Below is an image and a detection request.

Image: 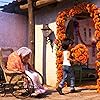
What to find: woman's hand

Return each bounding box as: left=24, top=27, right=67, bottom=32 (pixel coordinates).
left=27, top=63, right=35, bottom=71
left=15, top=71, right=23, bottom=74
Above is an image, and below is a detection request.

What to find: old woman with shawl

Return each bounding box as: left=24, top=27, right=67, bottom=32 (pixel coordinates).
left=6, top=47, right=46, bottom=96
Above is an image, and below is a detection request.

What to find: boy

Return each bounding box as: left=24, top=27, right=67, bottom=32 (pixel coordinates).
left=56, top=39, right=76, bottom=95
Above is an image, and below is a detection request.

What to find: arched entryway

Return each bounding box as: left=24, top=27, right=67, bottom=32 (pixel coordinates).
left=55, top=2, right=100, bottom=93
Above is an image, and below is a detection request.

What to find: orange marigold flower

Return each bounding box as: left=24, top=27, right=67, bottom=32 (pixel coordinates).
left=94, top=30, right=100, bottom=40
left=97, top=52, right=100, bottom=59
left=95, top=60, right=100, bottom=67
left=56, top=50, right=63, bottom=57
left=71, top=44, right=89, bottom=64
left=96, top=41, right=100, bottom=51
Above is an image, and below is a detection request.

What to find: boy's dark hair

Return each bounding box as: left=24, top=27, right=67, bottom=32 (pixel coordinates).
left=62, top=38, right=74, bottom=50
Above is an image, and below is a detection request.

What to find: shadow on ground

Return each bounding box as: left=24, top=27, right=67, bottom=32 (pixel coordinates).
left=32, top=89, right=57, bottom=99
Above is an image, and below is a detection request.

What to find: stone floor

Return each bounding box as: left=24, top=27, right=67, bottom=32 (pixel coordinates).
left=0, top=81, right=100, bottom=100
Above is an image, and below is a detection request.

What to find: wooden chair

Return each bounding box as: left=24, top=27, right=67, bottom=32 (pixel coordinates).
left=0, top=48, right=15, bottom=83
left=0, top=48, right=34, bottom=98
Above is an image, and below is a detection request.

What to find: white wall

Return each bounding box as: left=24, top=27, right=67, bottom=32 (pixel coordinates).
left=35, top=23, right=57, bottom=86
left=0, top=11, right=28, bottom=50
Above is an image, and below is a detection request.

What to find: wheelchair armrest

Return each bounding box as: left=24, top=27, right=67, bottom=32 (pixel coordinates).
left=4, top=69, right=23, bottom=74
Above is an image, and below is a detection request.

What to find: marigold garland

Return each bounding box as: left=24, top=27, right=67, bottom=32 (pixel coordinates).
left=96, top=52, right=100, bottom=60
left=71, top=44, right=89, bottom=64
left=96, top=41, right=100, bottom=51
left=94, top=30, right=100, bottom=40
left=56, top=2, right=100, bottom=92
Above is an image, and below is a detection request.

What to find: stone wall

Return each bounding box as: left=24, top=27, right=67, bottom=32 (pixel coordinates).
left=0, top=11, right=28, bottom=50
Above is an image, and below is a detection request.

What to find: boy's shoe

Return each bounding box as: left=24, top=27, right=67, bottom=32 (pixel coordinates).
left=56, top=87, right=64, bottom=95
left=69, top=89, right=76, bottom=93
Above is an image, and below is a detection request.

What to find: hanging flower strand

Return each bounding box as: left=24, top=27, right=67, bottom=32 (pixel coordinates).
left=56, top=2, right=100, bottom=93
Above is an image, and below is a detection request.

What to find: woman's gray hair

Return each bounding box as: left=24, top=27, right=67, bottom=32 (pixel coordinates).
left=17, top=47, right=32, bottom=57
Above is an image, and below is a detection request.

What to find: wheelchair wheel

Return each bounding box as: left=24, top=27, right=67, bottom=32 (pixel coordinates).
left=0, top=83, right=6, bottom=97
left=35, top=70, right=45, bottom=85
left=9, top=73, right=34, bottom=98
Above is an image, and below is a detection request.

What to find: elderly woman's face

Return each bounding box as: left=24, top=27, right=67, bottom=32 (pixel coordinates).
left=21, top=54, right=31, bottom=63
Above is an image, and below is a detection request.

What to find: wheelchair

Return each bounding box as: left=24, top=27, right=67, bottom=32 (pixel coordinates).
left=0, top=48, right=44, bottom=98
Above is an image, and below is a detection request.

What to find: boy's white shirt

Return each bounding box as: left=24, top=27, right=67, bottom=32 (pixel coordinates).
left=63, top=50, right=71, bottom=66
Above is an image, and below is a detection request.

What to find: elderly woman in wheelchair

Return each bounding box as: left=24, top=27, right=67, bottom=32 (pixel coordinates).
left=6, top=47, right=46, bottom=96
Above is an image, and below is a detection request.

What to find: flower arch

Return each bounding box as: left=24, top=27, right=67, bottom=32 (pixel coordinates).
left=56, top=2, right=100, bottom=92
